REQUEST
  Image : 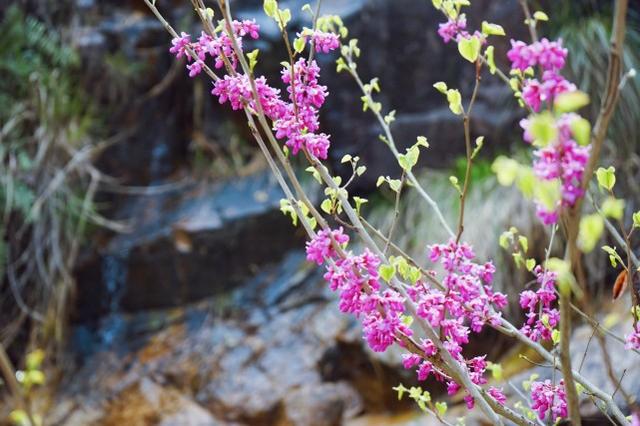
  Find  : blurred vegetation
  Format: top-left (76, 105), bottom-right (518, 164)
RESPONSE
top-left (0, 6), bottom-right (108, 357)
top-left (545, 1), bottom-right (640, 201)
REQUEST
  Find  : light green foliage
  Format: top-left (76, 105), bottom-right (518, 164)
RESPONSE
top-left (577, 213), bottom-right (604, 253)
top-left (601, 197), bottom-right (625, 220)
top-left (596, 166), bottom-right (616, 191)
top-left (633, 211), bottom-right (640, 228)
top-left (484, 46), bottom-right (497, 74)
top-left (486, 361), bottom-right (503, 380)
top-left (554, 90), bottom-right (590, 113)
top-left (546, 258), bottom-right (576, 295)
top-left (481, 22), bottom-right (505, 36)
top-left (458, 35), bottom-right (481, 63)
top-left (534, 11), bottom-right (549, 21)
top-left (247, 49), bottom-right (259, 71)
top-left (529, 112), bottom-right (558, 147)
top-left (379, 264), bottom-right (396, 282)
top-left (377, 176), bottom-right (402, 193)
top-left (446, 88), bottom-right (463, 115)
top-left (602, 245), bottom-right (624, 268)
top-left (570, 117), bottom-right (591, 146)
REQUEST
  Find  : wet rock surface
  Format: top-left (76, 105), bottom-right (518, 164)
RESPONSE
top-left (74, 172), bottom-right (308, 319)
top-left (61, 251), bottom-right (412, 425)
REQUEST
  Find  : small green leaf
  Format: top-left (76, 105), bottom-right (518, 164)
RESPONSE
top-left (388, 179), bottom-right (402, 193)
top-left (481, 21), bottom-right (505, 36)
top-left (602, 245), bottom-right (623, 268)
top-left (356, 165), bottom-right (367, 176)
top-left (416, 136), bottom-right (429, 147)
top-left (263, 0), bottom-right (278, 17)
top-left (596, 166), bottom-right (616, 191)
top-left (555, 91), bottom-right (590, 113)
top-left (393, 384), bottom-right (408, 400)
top-left (570, 117), bottom-right (591, 146)
top-left (353, 196), bottom-right (368, 214)
top-left (341, 154), bottom-right (352, 163)
top-left (602, 197), bottom-right (625, 220)
top-left (492, 156), bottom-right (520, 186)
top-left (293, 37), bottom-right (306, 53)
top-left (435, 401), bottom-right (448, 417)
top-left (529, 112), bottom-right (558, 147)
top-left (551, 329), bottom-right (560, 345)
top-left (546, 257), bottom-right (576, 296)
top-left (518, 235), bottom-right (529, 253)
top-left (485, 45), bottom-right (496, 74)
top-left (577, 213), bottom-right (604, 253)
top-left (533, 178), bottom-right (561, 211)
top-left (458, 35), bottom-right (481, 63)
top-left (379, 264), bottom-right (396, 282)
top-left (525, 258), bottom-right (536, 272)
top-left (384, 110), bottom-right (397, 124)
top-left (633, 211), bottom-right (640, 228)
top-left (320, 198), bottom-right (333, 214)
top-left (433, 81), bottom-right (448, 94)
top-left (246, 49), bottom-right (259, 72)
top-left (533, 11), bottom-right (549, 21)
top-left (471, 136), bottom-right (484, 159)
top-left (376, 176), bottom-right (386, 187)
top-left (487, 362), bottom-right (503, 380)
top-left (398, 146), bottom-right (420, 171)
top-left (446, 89), bottom-right (463, 115)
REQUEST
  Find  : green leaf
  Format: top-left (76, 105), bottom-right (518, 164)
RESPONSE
top-left (26, 349), bottom-right (45, 370)
top-left (525, 258), bottom-right (536, 272)
top-left (446, 89), bottom-right (463, 115)
top-left (341, 154), bottom-right (352, 163)
top-left (596, 166), bottom-right (616, 191)
top-left (246, 49), bottom-right (259, 72)
top-left (471, 136), bottom-right (484, 159)
top-left (533, 178), bottom-right (561, 212)
top-left (633, 211), bottom-right (640, 228)
top-left (449, 175), bottom-right (461, 194)
top-left (416, 136), bottom-right (429, 147)
top-left (432, 0), bottom-right (443, 8)
top-left (263, 0), bottom-right (278, 17)
top-left (356, 165), bottom-right (367, 176)
top-left (388, 179), bottom-right (402, 193)
top-left (481, 21), bottom-right (505, 36)
top-left (435, 401), bottom-right (448, 417)
top-left (601, 197), bottom-right (625, 220)
top-left (602, 245), bottom-right (623, 268)
top-left (518, 235), bottom-right (529, 253)
top-left (458, 35), bottom-right (481, 63)
top-left (293, 37), bottom-right (306, 53)
top-left (376, 176), bottom-right (386, 187)
top-left (485, 45), bottom-right (496, 74)
top-left (551, 329), bottom-right (560, 345)
top-left (554, 91), bottom-right (590, 113)
top-left (577, 213), bottom-right (604, 253)
top-left (433, 81), bottom-right (448, 94)
top-left (491, 156), bottom-right (520, 186)
top-left (529, 112), bottom-right (557, 147)
top-left (546, 258), bottom-right (576, 296)
top-left (398, 146), bottom-right (420, 171)
top-left (379, 264), bottom-right (396, 282)
top-left (487, 362), bottom-right (503, 380)
top-left (533, 11), bottom-right (549, 21)
top-left (384, 110), bottom-right (397, 124)
top-left (353, 196), bottom-right (368, 214)
top-left (393, 384), bottom-right (408, 400)
top-left (571, 117), bottom-right (591, 146)
top-left (278, 8), bottom-right (292, 28)
top-left (320, 198), bottom-right (333, 214)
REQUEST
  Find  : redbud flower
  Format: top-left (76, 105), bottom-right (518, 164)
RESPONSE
top-left (530, 380), bottom-right (568, 420)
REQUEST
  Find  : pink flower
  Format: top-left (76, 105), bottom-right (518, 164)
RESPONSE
top-left (625, 323), bottom-right (640, 350)
top-left (488, 387), bottom-right (506, 405)
top-left (187, 60), bottom-right (204, 77)
top-left (305, 30), bottom-right (340, 53)
top-left (507, 38), bottom-right (567, 72)
top-left (520, 266), bottom-right (560, 341)
top-left (170, 32), bottom-right (191, 59)
top-left (530, 380), bottom-right (568, 420)
top-left (437, 15), bottom-right (467, 43)
top-left (305, 227), bottom-right (349, 265)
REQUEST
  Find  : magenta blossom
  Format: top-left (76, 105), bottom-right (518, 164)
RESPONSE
top-left (530, 379), bottom-right (568, 420)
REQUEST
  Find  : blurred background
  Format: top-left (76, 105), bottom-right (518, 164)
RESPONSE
top-left (1, 0), bottom-right (639, 424)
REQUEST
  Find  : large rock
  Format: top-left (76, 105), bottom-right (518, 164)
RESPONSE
top-left (73, 172), bottom-right (307, 319)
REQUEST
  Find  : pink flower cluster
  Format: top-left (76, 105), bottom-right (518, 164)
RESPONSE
top-left (437, 15), bottom-right (484, 44)
top-left (519, 266), bottom-right (559, 341)
top-left (306, 228), bottom-right (412, 352)
top-left (302, 30), bottom-right (340, 53)
top-left (170, 22), bottom-right (337, 160)
top-left (169, 20), bottom-right (260, 77)
top-left (508, 39), bottom-right (574, 112)
top-left (625, 323), bottom-right (640, 350)
top-left (520, 114), bottom-right (590, 224)
top-left (509, 37), bottom-right (590, 224)
top-left (530, 379), bottom-right (568, 420)
top-left (274, 58), bottom-right (331, 158)
top-left (402, 240), bottom-right (507, 407)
